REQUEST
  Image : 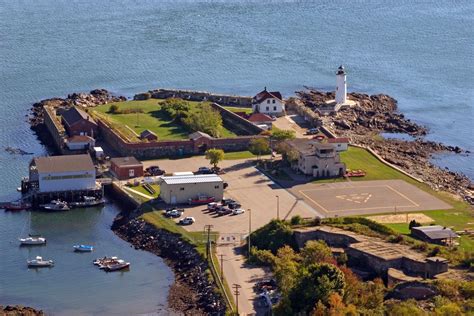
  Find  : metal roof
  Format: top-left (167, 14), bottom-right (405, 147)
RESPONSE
top-left (33, 154), bottom-right (94, 173)
top-left (161, 174), bottom-right (223, 185)
top-left (411, 225), bottom-right (459, 240)
top-left (110, 156), bottom-right (142, 167)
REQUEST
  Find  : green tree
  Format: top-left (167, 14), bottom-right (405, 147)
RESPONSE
top-left (108, 104), bottom-right (119, 114)
top-left (250, 219), bottom-right (295, 254)
top-left (385, 299), bottom-right (427, 316)
top-left (160, 98), bottom-right (190, 120)
top-left (183, 103), bottom-right (223, 137)
top-left (434, 303), bottom-right (463, 316)
top-left (249, 138), bottom-right (270, 159)
top-left (289, 263), bottom-right (346, 313)
top-left (273, 246), bottom-right (301, 295)
top-left (205, 148), bottom-right (224, 169)
top-left (275, 142), bottom-right (299, 163)
top-left (271, 129), bottom-right (296, 142)
top-left (301, 240), bottom-right (333, 266)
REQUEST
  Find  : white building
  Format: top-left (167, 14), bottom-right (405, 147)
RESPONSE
top-left (29, 154), bottom-right (96, 193)
top-left (335, 65), bottom-right (347, 104)
top-left (66, 135), bottom-right (95, 151)
top-left (252, 88), bottom-right (285, 116)
top-left (159, 174), bottom-right (224, 204)
top-left (286, 139), bottom-right (346, 178)
top-left (327, 137), bottom-right (349, 152)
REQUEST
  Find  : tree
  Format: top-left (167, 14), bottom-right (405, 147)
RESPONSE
top-left (250, 219), bottom-right (296, 254)
top-left (160, 98), bottom-right (190, 120)
top-left (384, 299), bottom-right (426, 316)
top-left (273, 246), bottom-right (301, 295)
top-left (275, 142), bottom-right (299, 163)
top-left (249, 138), bottom-right (270, 159)
top-left (109, 104), bottom-right (119, 114)
top-left (183, 103), bottom-right (224, 137)
top-left (409, 219), bottom-right (422, 229)
top-left (301, 240), bottom-right (333, 266)
top-left (271, 129), bottom-right (296, 142)
top-left (205, 148), bottom-right (224, 169)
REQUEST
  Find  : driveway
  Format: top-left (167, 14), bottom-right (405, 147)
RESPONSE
top-left (272, 115), bottom-right (312, 138)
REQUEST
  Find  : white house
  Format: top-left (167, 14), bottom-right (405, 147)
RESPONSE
top-left (252, 88), bottom-right (285, 116)
top-left (159, 174), bottom-right (224, 204)
top-left (327, 137), bottom-right (349, 152)
top-left (66, 135), bottom-right (95, 151)
top-left (29, 154), bottom-right (96, 193)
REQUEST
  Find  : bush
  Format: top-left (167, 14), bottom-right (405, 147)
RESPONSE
top-left (428, 246), bottom-right (441, 257)
top-left (109, 104), bottom-right (119, 113)
top-left (388, 234), bottom-right (404, 243)
top-left (133, 92), bottom-right (151, 100)
top-left (412, 241), bottom-right (428, 251)
top-left (409, 219), bottom-right (422, 229)
top-left (249, 247), bottom-right (276, 266)
top-left (313, 217), bottom-right (322, 226)
top-left (250, 219), bottom-right (295, 254)
top-left (290, 215), bottom-right (303, 226)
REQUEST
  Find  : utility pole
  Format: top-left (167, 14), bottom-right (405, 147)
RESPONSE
top-left (276, 195), bottom-right (280, 220)
top-left (219, 254), bottom-right (225, 281)
top-left (232, 284), bottom-right (241, 315)
top-left (204, 224), bottom-right (213, 259)
top-left (248, 209), bottom-right (252, 257)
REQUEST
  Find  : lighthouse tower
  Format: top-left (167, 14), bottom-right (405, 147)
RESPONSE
top-left (335, 65), bottom-right (347, 104)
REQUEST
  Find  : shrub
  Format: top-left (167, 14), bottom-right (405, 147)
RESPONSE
top-left (428, 246), bottom-right (441, 257)
top-left (290, 215), bottom-right (303, 226)
top-left (409, 219), bottom-right (422, 229)
top-left (313, 217), bottom-right (322, 226)
top-left (250, 219), bottom-right (295, 254)
top-left (411, 241), bottom-right (428, 252)
top-left (388, 234), bottom-right (404, 243)
top-left (249, 247), bottom-right (275, 266)
top-left (109, 104), bottom-right (119, 113)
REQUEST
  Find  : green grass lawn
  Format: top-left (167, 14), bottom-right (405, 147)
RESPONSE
top-left (130, 184), bottom-right (160, 198)
top-left (223, 106), bottom-right (253, 115)
top-left (92, 99), bottom-right (237, 141)
top-left (223, 150), bottom-right (257, 160)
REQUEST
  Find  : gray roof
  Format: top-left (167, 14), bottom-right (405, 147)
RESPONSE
top-left (61, 107), bottom-right (97, 126)
top-left (33, 154), bottom-right (94, 173)
top-left (140, 129), bottom-right (157, 137)
top-left (161, 174), bottom-right (223, 185)
top-left (411, 225), bottom-right (459, 240)
top-left (286, 139), bottom-right (334, 155)
top-left (110, 156), bottom-right (142, 167)
top-left (189, 131), bottom-right (212, 140)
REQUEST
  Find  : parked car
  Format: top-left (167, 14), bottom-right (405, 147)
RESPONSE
top-left (207, 202), bottom-right (220, 210)
top-left (227, 202), bottom-right (242, 210)
top-left (216, 207), bottom-right (232, 216)
top-left (221, 198), bottom-right (236, 206)
top-left (232, 208), bottom-right (245, 215)
top-left (179, 217), bottom-right (195, 225)
top-left (195, 167), bottom-right (213, 174)
top-left (146, 166), bottom-right (165, 176)
top-left (306, 128), bottom-right (319, 135)
top-left (165, 209), bottom-right (183, 218)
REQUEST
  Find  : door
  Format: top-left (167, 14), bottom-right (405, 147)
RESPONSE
top-left (171, 196), bottom-right (177, 204)
top-left (128, 169), bottom-right (135, 178)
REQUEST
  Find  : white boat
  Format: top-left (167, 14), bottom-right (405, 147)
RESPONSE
top-left (19, 236), bottom-right (46, 245)
top-left (104, 259), bottom-right (130, 272)
top-left (73, 244), bottom-right (94, 252)
top-left (93, 256), bottom-right (118, 267)
top-left (40, 200), bottom-right (70, 211)
top-left (27, 256), bottom-right (54, 267)
top-left (70, 196), bottom-right (105, 208)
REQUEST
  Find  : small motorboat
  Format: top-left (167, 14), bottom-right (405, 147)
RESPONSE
top-left (27, 256), bottom-right (54, 268)
top-left (2, 201), bottom-right (31, 211)
top-left (20, 236), bottom-right (46, 245)
top-left (93, 256), bottom-right (118, 268)
top-left (40, 200), bottom-right (70, 211)
top-left (70, 196), bottom-right (105, 208)
top-left (104, 259), bottom-right (130, 272)
top-left (73, 244), bottom-right (94, 252)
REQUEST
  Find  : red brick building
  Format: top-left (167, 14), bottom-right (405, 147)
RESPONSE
top-left (110, 157), bottom-right (144, 180)
top-left (61, 107), bottom-right (98, 137)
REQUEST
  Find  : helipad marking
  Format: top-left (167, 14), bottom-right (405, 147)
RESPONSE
top-left (336, 193), bottom-right (372, 204)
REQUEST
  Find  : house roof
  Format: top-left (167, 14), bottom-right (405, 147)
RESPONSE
top-left (248, 113), bottom-right (273, 123)
top-left (161, 174), bottom-right (223, 185)
top-left (140, 129), bottom-right (157, 138)
top-left (61, 107), bottom-right (97, 126)
top-left (33, 154), bottom-right (94, 173)
top-left (411, 225), bottom-right (459, 240)
top-left (253, 88), bottom-right (283, 103)
top-left (189, 131), bottom-right (212, 140)
top-left (67, 135), bottom-right (94, 143)
top-left (327, 137), bottom-right (350, 143)
top-left (286, 139), bottom-right (335, 155)
top-left (110, 156), bottom-right (142, 167)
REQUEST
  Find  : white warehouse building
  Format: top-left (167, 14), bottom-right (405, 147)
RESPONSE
top-left (159, 174), bottom-right (224, 204)
top-left (29, 154), bottom-right (96, 193)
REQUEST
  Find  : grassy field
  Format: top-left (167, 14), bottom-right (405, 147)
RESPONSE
top-left (129, 184), bottom-right (160, 198)
top-left (223, 106), bottom-right (253, 114)
top-left (92, 99), bottom-right (237, 141)
top-left (223, 150), bottom-right (256, 160)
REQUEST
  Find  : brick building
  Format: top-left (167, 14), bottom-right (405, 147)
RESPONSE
top-left (61, 107), bottom-right (98, 137)
top-left (110, 157), bottom-right (143, 180)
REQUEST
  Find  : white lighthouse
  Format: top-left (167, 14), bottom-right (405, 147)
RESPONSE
top-left (335, 65), bottom-right (347, 104)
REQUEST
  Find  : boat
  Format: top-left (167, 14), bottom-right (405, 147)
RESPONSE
top-left (103, 259), bottom-right (130, 272)
top-left (73, 244), bottom-right (94, 252)
top-left (69, 196), bottom-right (105, 208)
top-left (40, 200), bottom-right (70, 211)
top-left (27, 256), bottom-right (54, 267)
top-left (19, 236), bottom-right (47, 245)
top-left (2, 201), bottom-right (31, 211)
top-left (93, 256), bottom-right (118, 268)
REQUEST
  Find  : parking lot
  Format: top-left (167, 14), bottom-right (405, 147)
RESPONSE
top-left (289, 180), bottom-right (452, 217)
top-left (143, 156), bottom-right (321, 236)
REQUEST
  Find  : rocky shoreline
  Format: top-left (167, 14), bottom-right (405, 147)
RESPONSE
top-left (295, 89), bottom-right (473, 204)
top-left (0, 305), bottom-right (44, 316)
top-left (112, 215), bottom-right (226, 315)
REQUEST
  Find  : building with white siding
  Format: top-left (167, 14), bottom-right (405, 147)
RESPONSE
top-left (29, 154), bottom-right (96, 193)
top-left (159, 174), bottom-right (224, 204)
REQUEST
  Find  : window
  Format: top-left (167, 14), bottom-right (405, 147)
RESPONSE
top-left (266, 106), bottom-right (269, 111)
top-left (214, 185), bottom-right (220, 189)
top-left (128, 169), bottom-right (135, 177)
top-left (180, 187), bottom-right (185, 191)
top-left (273, 106), bottom-right (277, 111)
top-left (272, 100), bottom-right (275, 104)
top-left (267, 100), bottom-right (270, 104)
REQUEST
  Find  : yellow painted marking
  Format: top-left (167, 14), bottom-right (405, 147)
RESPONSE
top-left (299, 190), bottom-right (330, 213)
top-left (325, 205), bottom-right (417, 213)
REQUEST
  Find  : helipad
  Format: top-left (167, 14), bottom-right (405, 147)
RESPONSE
top-left (290, 180), bottom-right (452, 217)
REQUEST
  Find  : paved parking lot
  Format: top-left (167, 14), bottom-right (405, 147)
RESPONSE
top-left (143, 156), bottom-right (322, 235)
top-left (289, 180), bottom-right (452, 217)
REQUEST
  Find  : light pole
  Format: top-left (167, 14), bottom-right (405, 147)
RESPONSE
top-left (276, 195), bottom-right (280, 220)
top-left (248, 208), bottom-right (252, 257)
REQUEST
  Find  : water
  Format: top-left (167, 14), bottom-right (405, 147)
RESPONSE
top-left (0, 0), bottom-right (473, 313)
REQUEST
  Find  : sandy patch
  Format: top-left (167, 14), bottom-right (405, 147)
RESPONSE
top-left (367, 213), bottom-right (434, 224)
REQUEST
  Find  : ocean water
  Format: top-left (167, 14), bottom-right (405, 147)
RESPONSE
top-left (0, 0), bottom-right (472, 314)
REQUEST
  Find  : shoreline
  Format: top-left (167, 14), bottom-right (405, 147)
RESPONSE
top-left (1, 305), bottom-right (44, 316)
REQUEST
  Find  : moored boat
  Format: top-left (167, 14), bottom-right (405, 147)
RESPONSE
top-left (40, 200), bottom-right (70, 211)
top-left (69, 196), bottom-right (105, 208)
top-left (104, 259), bottom-right (130, 272)
top-left (2, 201), bottom-right (31, 211)
top-left (19, 236), bottom-right (46, 245)
top-left (93, 256), bottom-right (118, 267)
top-left (27, 256), bottom-right (54, 267)
top-left (73, 244), bottom-right (94, 252)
